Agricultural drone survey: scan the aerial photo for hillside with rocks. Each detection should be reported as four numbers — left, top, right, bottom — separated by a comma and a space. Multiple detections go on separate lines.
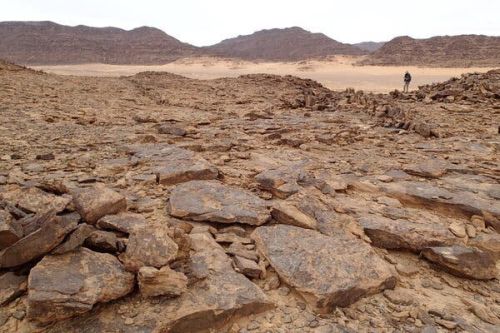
0, 21, 198, 65
360, 35, 500, 67
0, 59, 499, 332
204, 27, 367, 60
353, 41, 386, 52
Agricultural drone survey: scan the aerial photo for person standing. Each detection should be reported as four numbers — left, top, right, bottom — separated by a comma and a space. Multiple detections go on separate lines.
403, 71, 412, 92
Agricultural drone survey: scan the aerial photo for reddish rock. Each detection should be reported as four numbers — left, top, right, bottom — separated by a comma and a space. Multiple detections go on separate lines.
72, 185, 127, 224
138, 266, 188, 297
0, 210, 22, 249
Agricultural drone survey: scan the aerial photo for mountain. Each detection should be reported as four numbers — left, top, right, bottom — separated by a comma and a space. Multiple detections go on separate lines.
204, 27, 367, 61
0, 21, 197, 65
353, 41, 386, 52
360, 35, 500, 67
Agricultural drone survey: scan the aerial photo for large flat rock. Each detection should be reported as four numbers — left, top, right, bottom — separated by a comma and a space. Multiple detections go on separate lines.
0, 186, 71, 214
129, 144, 218, 185
27, 247, 135, 325
42, 234, 273, 333
168, 180, 271, 226
72, 185, 127, 224
358, 215, 459, 252
251, 225, 396, 312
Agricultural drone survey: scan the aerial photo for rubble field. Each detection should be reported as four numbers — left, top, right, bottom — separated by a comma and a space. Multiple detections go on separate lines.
0, 61, 499, 333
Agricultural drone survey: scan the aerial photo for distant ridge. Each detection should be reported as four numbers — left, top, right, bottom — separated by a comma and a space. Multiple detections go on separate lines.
0, 21, 197, 65
354, 41, 386, 52
360, 35, 500, 67
203, 27, 367, 60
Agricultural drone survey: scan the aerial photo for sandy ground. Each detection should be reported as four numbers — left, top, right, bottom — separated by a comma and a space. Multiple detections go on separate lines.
33, 56, 496, 93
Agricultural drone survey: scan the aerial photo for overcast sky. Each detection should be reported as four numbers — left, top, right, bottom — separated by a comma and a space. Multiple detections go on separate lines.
1, 0, 499, 46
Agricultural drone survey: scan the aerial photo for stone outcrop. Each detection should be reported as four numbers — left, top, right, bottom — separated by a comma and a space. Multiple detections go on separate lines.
252, 225, 396, 312
168, 180, 270, 225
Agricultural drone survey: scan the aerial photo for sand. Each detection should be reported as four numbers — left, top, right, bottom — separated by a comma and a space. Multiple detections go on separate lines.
32, 56, 495, 93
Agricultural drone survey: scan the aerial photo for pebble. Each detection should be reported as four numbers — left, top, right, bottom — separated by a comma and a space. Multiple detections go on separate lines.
12, 309, 26, 320
449, 222, 467, 238
278, 286, 290, 296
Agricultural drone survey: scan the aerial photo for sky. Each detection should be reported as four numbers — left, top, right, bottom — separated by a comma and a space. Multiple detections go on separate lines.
1, 0, 499, 46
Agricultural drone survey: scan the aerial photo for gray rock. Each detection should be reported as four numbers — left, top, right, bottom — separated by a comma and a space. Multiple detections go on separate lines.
96, 212, 148, 234
168, 180, 270, 226
52, 224, 97, 254
0, 272, 27, 305
252, 225, 396, 313
255, 166, 306, 199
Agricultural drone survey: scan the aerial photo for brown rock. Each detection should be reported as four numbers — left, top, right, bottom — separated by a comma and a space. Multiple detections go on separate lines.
0, 210, 22, 249
225, 242, 259, 262
138, 266, 188, 297
359, 215, 458, 252
168, 180, 270, 226
52, 224, 96, 254
0, 187, 71, 215
469, 233, 500, 260
72, 185, 127, 224
422, 245, 498, 280
403, 159, 448, 178
157, 124, 187, 136
255, 166, 306, 199
96, 212, 147, 234
119, 225, 178, 272
27, 248, 134, 324
448, 221, 467, 238
271, 201, 318, 230
0, 272, 27, 305
232, 255, 263, 279
0, 211, 77, 268
383, 289, 414, 305
252, 225, 396, 312
85, 230, 119, 252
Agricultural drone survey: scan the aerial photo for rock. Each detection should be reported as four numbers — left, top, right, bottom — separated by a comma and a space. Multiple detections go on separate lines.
421, 246, 498, 280
403, 159, 448, 178
395, 263, 419, 277
0, 210, 22, 249
470, 215, 486, 231
271, 202, 318, 230
119, 225, 178, 272
36, 153, 55, 160
483, 211, 500, 232
157, 124, 187, 136
469, 233, 500, 260
0, 272, 27, 305
383, 289, 414, 305
138, 266, 188, 297
72, 185, 127, 224
255, 166, 306, 199
168, 180, 270, 226
358, 215, 458, 252
448, 222, 467, 238
465, 224, 476, 238
85, 230, 119, 252
225, 242, 259, 262
232, 255, 263, 279
0, 187, 71, 214
96, 212, 148, 234
0, 211, 77, 268
27, 248, 134, 324
52, 224, 96, 254
251, 225, 396, 312
215, 232, 253, 244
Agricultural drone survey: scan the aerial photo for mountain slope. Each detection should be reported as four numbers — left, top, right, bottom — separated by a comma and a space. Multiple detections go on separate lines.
360, 35, 500, 67
0, 21, 197, 65
354, 41, 386, 52
204, 27, 366, 61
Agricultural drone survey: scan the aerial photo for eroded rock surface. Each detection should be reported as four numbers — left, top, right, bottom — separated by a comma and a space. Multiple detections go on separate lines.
72, 185, 127, 224
252, 225, 396, 312
168, 180, 270, 225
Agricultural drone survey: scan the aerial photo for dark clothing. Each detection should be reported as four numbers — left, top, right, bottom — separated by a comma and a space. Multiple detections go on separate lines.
403, 72, 412, 92
404, 73, 411, 82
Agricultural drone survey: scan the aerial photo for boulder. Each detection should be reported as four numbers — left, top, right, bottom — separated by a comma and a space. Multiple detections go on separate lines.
255, 166, 306, 199
119, 225, 178, 272
157, 124, 187, 136
72, 185, 127, 224
0, 210, 22, 249
85, 230, 119, 253
168, 180, 270, 226
0, 212, 77, 268
422, 245, 498, 280
469, 233, 500, 260
27, 248, 134, 324
96, 212, 148, 234
138, 266, 188, 297
252, 225, 396, 312
358, 215, 459, 252
232, 255, 263, 279
0, 272, 27, 305
52, 224, 96, 255
271, 201, 318, 230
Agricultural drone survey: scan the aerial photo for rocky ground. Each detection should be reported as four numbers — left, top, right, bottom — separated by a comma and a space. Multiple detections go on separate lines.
0, 61, 499, 333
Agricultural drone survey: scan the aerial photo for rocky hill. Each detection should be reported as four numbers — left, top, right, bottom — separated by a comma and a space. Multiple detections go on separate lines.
360, 35, 500, 67
204, 27, 367, 60
353, 41, 386, 52
0, 21, 197, 65
1, 58, 499, 332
